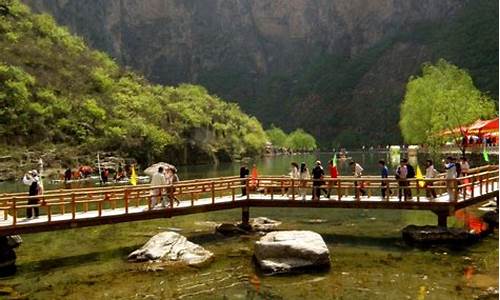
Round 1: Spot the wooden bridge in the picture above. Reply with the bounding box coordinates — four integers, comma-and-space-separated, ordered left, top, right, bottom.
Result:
0, 165, 498, 236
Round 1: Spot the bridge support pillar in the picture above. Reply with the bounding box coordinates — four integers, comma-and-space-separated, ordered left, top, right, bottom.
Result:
240, 207, 251, 231
433, 210, 449, 227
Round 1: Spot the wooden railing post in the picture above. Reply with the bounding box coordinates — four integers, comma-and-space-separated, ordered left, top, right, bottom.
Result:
71, 193, 76, 220
47, 205, 52, 223
246, 179, 250, 200
291, 179, 295, 201
337, 179, 342, 201
124, 190, 129, 214
12, 197, 16, 226
479, 176, 483, 195
454, 180, 459, 203
416, 180, 420, 202
471, 176, 475, 198
211, 182, 215, 204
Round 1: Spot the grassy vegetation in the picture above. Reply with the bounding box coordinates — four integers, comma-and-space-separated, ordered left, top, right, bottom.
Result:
0, 0, 268, 165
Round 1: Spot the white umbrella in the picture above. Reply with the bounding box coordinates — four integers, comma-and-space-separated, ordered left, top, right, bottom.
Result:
143, 162, 176, 176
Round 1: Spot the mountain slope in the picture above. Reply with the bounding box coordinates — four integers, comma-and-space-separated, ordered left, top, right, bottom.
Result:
0, 0, 267, 165
22, 0, 498, 147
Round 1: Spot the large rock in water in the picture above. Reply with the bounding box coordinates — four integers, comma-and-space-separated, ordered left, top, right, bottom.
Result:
0, 235, 22, 276
254, 231, 330, 274
128, 232, 213, 267
402, 225, 483, 246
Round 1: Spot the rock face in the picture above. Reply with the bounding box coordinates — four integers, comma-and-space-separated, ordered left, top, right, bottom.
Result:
254, 230, 330, 274
21, 0, 466, 145
0, 235, 22, 276
128, 232, 213, 267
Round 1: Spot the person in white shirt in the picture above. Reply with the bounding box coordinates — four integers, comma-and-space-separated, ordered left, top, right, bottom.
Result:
444, 156, 457, 201
23, 170, 41, 219
395, 160, 408, 201
150, 167, 166, 208
298, 162, 310, 200
460, 157, 470, 176
349, 161, 366, 197
288, 162, 300, 198
425, 159, 438, 199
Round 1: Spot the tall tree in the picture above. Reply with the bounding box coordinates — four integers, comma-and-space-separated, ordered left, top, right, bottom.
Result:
400, 59, 497, 154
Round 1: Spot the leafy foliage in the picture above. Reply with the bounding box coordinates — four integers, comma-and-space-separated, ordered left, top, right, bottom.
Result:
265, 125, 288, 148
285, 129, 317, 152
0, 0, 267, 164
400, 59, 497, 145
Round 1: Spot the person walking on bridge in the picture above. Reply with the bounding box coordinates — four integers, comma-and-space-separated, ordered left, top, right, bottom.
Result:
288, 162, 300, 198
150, 166, 166, 208
425, 159, 438, 200
240, 164, 249, 197
350, 161, 366, 198
299, 162, 310, 200
23, 170, 41, 219
165, 167, 180, 207
444, 156, 458, 201
311, 161, 327, 200
378, 160, 389, 199
395, 160, 408, 201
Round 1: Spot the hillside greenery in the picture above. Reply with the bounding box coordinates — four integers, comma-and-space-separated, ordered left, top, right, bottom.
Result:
400, 59, 497, 146
265, 125, 317, 151
0, 0, 268, 165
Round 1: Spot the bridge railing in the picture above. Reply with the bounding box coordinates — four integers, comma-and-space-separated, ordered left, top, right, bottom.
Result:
0, 166, 497, 228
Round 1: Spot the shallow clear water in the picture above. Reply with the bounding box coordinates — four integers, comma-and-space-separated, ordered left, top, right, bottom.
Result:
1, 152, 498, 299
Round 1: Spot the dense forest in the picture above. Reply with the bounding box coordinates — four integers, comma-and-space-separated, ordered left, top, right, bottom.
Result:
0, 1, 271, 166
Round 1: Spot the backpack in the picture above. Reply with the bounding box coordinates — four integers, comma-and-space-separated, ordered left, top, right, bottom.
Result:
29, 181, 39, 196
407, 164, 415, 178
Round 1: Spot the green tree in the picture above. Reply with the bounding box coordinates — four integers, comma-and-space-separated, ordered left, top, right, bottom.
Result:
285, 129, 317, 152
265, 125, 287, 148
400, 59, 497, 153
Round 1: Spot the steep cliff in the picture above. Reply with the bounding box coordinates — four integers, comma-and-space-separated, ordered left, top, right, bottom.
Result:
23, 0, 498, 147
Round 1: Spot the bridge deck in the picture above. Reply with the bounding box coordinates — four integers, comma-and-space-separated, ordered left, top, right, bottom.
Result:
0, 166, 497, 235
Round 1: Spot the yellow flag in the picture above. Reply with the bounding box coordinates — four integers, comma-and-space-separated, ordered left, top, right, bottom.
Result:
416, 165, 425, 188
130, 165, 137, 186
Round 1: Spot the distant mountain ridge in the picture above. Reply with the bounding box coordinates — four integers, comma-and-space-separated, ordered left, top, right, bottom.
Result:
23, 0, 498, 147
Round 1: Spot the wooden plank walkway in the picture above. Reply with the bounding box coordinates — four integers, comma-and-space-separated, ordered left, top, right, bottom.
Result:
0, 165, 497, 235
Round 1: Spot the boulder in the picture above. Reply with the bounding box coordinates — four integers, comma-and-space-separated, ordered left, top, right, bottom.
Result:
0, 235, 22, 276
128, 232, 213, 267
250, 217, 282, 231
402, 225, 483, 246
216, 223, 249, 235
216, 217, 281, 235
254, 230, 330, 274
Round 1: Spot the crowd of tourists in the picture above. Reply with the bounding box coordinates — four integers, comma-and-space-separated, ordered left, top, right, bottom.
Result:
238, 156, 470, 201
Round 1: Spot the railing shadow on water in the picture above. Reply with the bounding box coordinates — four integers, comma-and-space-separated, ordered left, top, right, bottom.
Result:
14, 244, 140, 274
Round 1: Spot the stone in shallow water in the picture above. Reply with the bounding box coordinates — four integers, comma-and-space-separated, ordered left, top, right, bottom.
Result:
128, 232, 213, 267
216, 217, 281, 235
249, 217, 282, 231
0, 235, 22, 276
402, 225, 481, 246
254, 230, 330, 274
